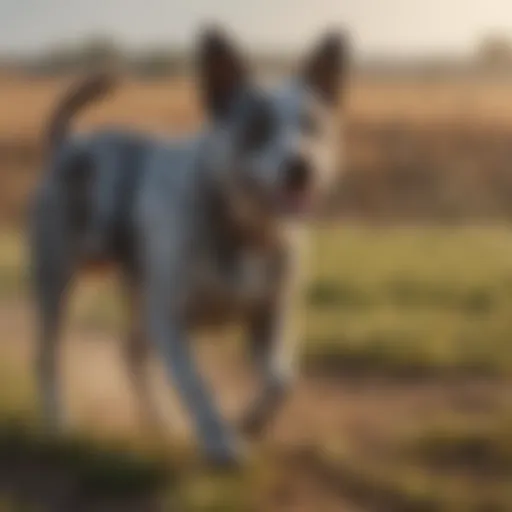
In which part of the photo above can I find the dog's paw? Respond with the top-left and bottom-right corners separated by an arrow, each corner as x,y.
238,380 -> 288,440
205,452 -> 243,471
203,437 -> 248,471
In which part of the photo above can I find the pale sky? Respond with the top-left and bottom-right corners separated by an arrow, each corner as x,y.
1,0 -> 512,57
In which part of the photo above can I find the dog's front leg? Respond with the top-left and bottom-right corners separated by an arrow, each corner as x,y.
239,224 -> 309,439
143,234 -> 241,466
240,297 -> 298,438
239,241 -> 306,438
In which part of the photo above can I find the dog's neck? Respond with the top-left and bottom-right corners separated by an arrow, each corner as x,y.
201,162 -> 277,249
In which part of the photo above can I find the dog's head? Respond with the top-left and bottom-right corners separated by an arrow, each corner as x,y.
198,26 -> 350,220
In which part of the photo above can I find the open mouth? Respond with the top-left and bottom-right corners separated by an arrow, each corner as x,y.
279,158 -> 314,216
279,185 -> 314,216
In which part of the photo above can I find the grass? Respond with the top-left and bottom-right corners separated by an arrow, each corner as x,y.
306,224 -> 512,377
1,224 -> 512,510
0,417 -> 171,490
303,446 -> 512,512
1,413 -> 510,511
406,415 -> 512,476
4,225 -> 512,376
0,230 -> 27,301
0,415 -> 173,511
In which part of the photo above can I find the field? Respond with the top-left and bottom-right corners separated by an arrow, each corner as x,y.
1,225 -> 512,511
0,75 -> 512,510
5,74 -> 512,223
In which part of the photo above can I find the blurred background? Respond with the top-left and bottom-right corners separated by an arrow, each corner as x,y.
1,1 -> 512,510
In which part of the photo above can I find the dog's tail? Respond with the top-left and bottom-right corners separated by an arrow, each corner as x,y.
45,72 -> 118,152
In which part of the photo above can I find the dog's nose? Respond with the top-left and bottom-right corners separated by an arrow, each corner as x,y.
284,157 -> 311,191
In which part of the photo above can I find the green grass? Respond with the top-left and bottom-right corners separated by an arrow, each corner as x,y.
405,415 -> 512,475
0,415 -> 174,511
5,224 -> 512,377
1,224 -> 512,510
0,230 -> 27,301
303,444 -> 512,512
1,413 -> 510,512
302,224 -> 512,377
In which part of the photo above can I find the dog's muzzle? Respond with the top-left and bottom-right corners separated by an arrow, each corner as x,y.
284,156 -> 311,191
280,156 -> 314,215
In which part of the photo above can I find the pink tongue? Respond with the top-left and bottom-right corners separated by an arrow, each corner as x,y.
283,190 -> 312,214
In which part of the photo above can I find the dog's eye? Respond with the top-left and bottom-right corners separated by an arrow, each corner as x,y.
300,112 -> 319,136
240,103 -> 275,151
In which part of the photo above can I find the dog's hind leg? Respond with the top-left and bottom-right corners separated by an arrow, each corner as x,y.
121,278 -> 163,435
30,188 -> 75,434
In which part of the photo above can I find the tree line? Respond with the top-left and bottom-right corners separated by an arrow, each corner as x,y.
0,36 -> 295,78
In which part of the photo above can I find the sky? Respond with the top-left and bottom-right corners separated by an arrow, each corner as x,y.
1,0 -> 512,57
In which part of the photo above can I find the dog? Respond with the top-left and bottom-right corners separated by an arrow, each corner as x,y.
29,26 -> 349,466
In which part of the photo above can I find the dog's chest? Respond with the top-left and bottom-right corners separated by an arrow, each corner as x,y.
184,247 -> 278,328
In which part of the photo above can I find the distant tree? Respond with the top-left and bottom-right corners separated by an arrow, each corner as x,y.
16,35 -> 193,77
133,48 -> 188,77
76,35 -> 122,69
31,47 -> 78,74
29,35 -> 122,75
476,35 -> 512,67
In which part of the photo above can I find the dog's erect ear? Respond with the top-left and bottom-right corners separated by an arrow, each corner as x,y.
301,31 -> 349,105
197,26 -> 248,120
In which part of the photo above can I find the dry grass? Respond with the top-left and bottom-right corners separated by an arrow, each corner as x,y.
4,74 -> 512,223
348,77 -> 512,126
0,75 -> 200,141
4,75 -> 512,137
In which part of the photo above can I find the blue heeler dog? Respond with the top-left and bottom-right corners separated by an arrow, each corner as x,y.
29,26 -> 349,466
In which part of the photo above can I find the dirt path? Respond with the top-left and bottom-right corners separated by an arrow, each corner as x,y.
2,301 -> 508,433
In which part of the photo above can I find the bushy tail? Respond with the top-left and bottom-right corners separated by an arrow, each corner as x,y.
45,72 -> 117,152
